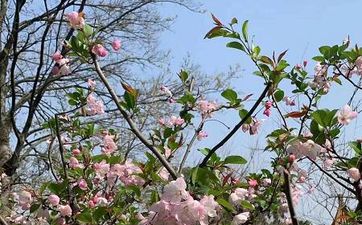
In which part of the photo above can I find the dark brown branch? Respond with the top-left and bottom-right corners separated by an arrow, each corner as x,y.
199,82 -> 271,167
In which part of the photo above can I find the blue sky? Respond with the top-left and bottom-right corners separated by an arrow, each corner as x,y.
158,1 -> 362,223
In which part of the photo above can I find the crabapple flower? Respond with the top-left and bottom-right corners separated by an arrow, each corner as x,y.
197,130 -> 208,140
197,100 -> 218,118
93,160 -> 110,177
112,39 -> 121,51
248,179 -> 258,187
86,94 -> 105,115
69,157 -> 83,169
283,96 -> 295,106
229,188 -> 248,204
48,194 -> 60,206
66,11 -> 85,29
72,148 -> 81,156
110,161 -> 145,186
169,116 -> 184,126
18,190 -> 32,210
337,104 -> 358,125
58,204 -> 72,217
158,167 -> 170,181
242,119 -> 261,135
52,58 -> 71,76
347,167 -> 361,182
87,79 -> 96,89
92,44 -> 108,57
160,85 -> 173,97
78,179 -> 88,190
310,63 -> 330,93
232,212 -> 250,225
162,177 -> 189,202
101,134 -> 117,155
287,140 -> 321,160
52,51 -> 63,61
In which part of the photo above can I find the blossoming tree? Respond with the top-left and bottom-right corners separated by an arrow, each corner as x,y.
1,4 -> 362,225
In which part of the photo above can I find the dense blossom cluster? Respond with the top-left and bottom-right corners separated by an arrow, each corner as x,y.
140,178 -> 220,225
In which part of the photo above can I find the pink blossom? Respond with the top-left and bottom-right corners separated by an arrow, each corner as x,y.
229,188 -> 248,204
287,140 -> 321,160
249,119 -> 261,135
112,39 -> 121,51
200,195 -> 219,218
197,130 -> 208,140
87,79 -> 96,89
86,94 -> 105,115
337,104 -> 358,125
78,179 -> 88,190
162,177 -> 189,202
158,118 -> 166,126
283,96 -> 295,106
323,158 -> 335,168
72,148 -> 81,156
242,119 -> 262,135
110,161 -> 145,186
18,190 -> 32,210
52,58 -> 71,76
197,100 -> 218,118
93,160 -> 110,177
48,194 -> 60,206
52,51 -> 63,61
347,167 -> 361,182
262,178 -> 272,186
164,146 -> 172,158
92,44 -> 108,57
263,108 -> 271,117
69,157 -> 82,169
160,85 -> 172,97
66,11 -> 85,29
101,134 -> 117,155
58,204 -> 72,217
248,179 -> 258,187
232,212 -> 250,225
169,116 -> 184,126
159,167 -> 170,181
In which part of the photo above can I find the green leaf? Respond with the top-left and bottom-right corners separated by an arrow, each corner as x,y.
217,198 -> 236,213
83,24 -> 93,37
150,190 -> 160,204
231,17 -> 238,25
240,200 -> 255,210
242,20 -> 249,41
224,155 -> 247,165
179,70 -> 189,83
93,207 -> 108,222
30,203 -> 40,213
226,41 -> 245,52
312,56 -> 325,62
349,141 -> 362,156
239,109 -> 252,124
319,46 -> 331,58
274,89 -> 284,102
221,89 -> 238,103
124,92 -> 136,110
77,210 -> 93,223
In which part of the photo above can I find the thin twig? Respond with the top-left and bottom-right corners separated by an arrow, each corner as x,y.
92,55 -> 178,180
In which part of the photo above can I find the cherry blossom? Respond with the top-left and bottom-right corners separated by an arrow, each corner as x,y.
48,194 -> 60,206
66,11 -> 85,29
92,44 -> 108,57
112,39 -> 121,51
337,104 -> 358,125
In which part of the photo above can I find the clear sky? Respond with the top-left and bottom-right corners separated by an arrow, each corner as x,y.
158,1 -> 362,224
